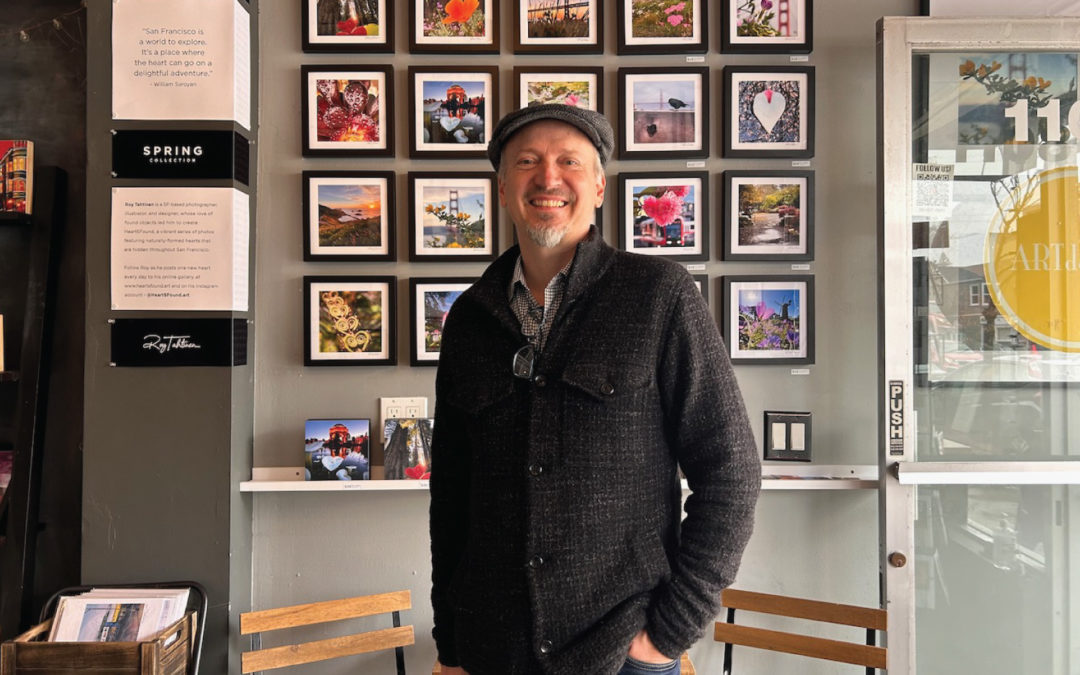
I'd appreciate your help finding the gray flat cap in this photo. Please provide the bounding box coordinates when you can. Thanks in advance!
[487,104,614,171]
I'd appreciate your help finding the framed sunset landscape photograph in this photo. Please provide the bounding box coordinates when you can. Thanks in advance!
[514,0,602,53]
[302,171,395,261]
[301,65,392,157]
[722,275,814,365]
[410,0,498,52]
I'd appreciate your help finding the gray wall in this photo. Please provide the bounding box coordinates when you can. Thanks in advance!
[250,1,915,673]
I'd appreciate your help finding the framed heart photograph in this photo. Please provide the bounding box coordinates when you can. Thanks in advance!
[301,65,393,157]
[619,67,709,160]
[618,172,708,261]
[304,419,372,481]
[408,172,498,262]
[514,67,603,111]
[302,171,395,262]
[616,0,707,54]
[720,0,812,54]
[724,65,815,158]
[410,0,498,53]
[409,277,475,366]
[722,170,814,261]
[304,275,397,366]
[409,66,497,159]
[722,274,814,365]
[514,0,602,53]
[302,0,393,52]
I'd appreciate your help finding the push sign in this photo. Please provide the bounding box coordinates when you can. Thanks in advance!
[888,380,904,456]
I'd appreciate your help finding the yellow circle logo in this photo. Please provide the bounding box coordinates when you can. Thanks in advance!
[985,166,1080,351]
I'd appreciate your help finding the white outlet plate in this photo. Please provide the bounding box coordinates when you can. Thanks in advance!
[379,397,428,443]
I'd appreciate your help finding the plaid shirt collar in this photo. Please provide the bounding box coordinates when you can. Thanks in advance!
[508,254,573,353]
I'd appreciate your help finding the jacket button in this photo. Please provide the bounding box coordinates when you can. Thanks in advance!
[600,382,615,395]
[539,639,553,654]
[534,374,547,387]
[528,555,544,569]
[528,463,543,477]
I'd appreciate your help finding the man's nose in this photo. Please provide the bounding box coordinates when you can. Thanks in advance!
[533,160,562,187]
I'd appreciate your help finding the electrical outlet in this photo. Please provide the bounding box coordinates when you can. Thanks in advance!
[379,397,428,443]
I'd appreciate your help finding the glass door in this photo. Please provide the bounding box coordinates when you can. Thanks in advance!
[880,17,1080,674]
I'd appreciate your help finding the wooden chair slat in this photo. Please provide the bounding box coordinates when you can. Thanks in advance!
[240,590,411,635]
[241,625,414,674]
[722,589,887,631]
[714,623,886,670]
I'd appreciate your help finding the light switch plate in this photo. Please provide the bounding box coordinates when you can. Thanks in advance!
[763,411,812,461]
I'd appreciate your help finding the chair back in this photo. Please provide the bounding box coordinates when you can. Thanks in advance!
[713,588,887,673]
[240,590,414,674]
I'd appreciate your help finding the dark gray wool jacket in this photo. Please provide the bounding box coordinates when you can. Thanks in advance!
[430,227,760,675]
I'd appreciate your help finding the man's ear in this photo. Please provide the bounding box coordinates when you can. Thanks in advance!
[594,174,606,208]
[498,175,508,207]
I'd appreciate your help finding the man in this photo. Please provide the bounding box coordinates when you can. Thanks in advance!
[430,104,760,675]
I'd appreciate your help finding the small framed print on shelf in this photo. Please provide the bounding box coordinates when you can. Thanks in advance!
[303,171,395,262]
[305,419,372,481]
[722,275,814,365]
[616,0,707,54]
[410,0,498,53]
[722,170,814,261]
[409,66,498,159]
[513,0,602,54]
[408,172,498,262]
[409,277,475,366]
[720,0,812,54]
[618,172,708,261]
[514,67,603,112]
[618,67,709,160]
[723,66,815,159]
[301,0,393,53]
[304,275,397,366]
[301,65,393,157]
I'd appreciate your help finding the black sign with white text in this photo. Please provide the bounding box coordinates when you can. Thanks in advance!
[110,318,248,367]
[111,130,250,184]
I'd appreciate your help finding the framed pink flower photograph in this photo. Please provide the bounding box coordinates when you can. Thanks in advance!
[616,0,707,54]
[618,172,708,261]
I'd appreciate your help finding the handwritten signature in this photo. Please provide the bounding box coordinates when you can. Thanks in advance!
[142,334,202,354]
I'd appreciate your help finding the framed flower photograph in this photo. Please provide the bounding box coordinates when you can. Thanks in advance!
[720,0,812,54]
[302,171,395,262]
[514,66,603,111]
[618,172,708,261]
[409,277,475,366]
[723,65,815,158]
[618,67,708,160]
[409,66,497,159]
[302,0,393,52]
[410,0,498,53]
[722,170,814,261]
[616,0,707,54]
[722,275,814,365]
[305,419,371,481]
[513,0,602,53]
[408,172,498,262]
[304,275,397,366]
[301,65,392,157]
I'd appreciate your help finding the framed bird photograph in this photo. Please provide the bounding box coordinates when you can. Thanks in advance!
[720,0,812,54]
[514,0,602,53]
[618,172,708,261]
[304,275,397,366]
[408,172,498,262]
[618,67,709,160]
[302,0,393,53]
[723,65,815,158]
[409,66,498,159]
[302,171,395,262]
[301,65,393,157]
[722,170,814,261]
[721,274,815,365]
[409,277,475,366]
[616,0,707,54]
[514,66,603,111]
[410,0,498,53]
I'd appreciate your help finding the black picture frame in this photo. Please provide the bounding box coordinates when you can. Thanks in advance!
[301,0,394,53]
[409,276,475,366]
[693,274,709,306]
[513,0,603,54]
[618,67,709,160]
[720,0,812,54]
[302,171,396,262]
[617,171,709,261]
[513,66,604,113]
[723,65,815,159]
[409,66,498,159]
[408,171,499,262]
[304,275,397,367]
[301,65,394,157]
[409,0,499,53]
[615,0,707,55]
[721,274,815,366]
[722,170,814,261]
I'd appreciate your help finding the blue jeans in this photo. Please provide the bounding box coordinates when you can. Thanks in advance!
[617,654,681,675]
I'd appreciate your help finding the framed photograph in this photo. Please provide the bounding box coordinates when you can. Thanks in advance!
[720,0,812,54]
[722,170,814,261]
[618,67,708,160]
[304,276,396,366]
[513,0,602,53]
[409,0,498,53]
[302,171,395,262]
[616,0,707,54]
[618,172,707,261]
[724,66,814,158]
[301,65,393,157]
[409,66,497,159]
[693,274,709,305]
[722,275,814,365]
[408,172,498,262]
[409,277,474,366]
[514,66,603,112]
[305,419,371,481]
[302,0,393,53]
[383,418,434,479]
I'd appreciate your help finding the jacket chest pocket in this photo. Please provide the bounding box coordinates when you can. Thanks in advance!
[559,362,660,466]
